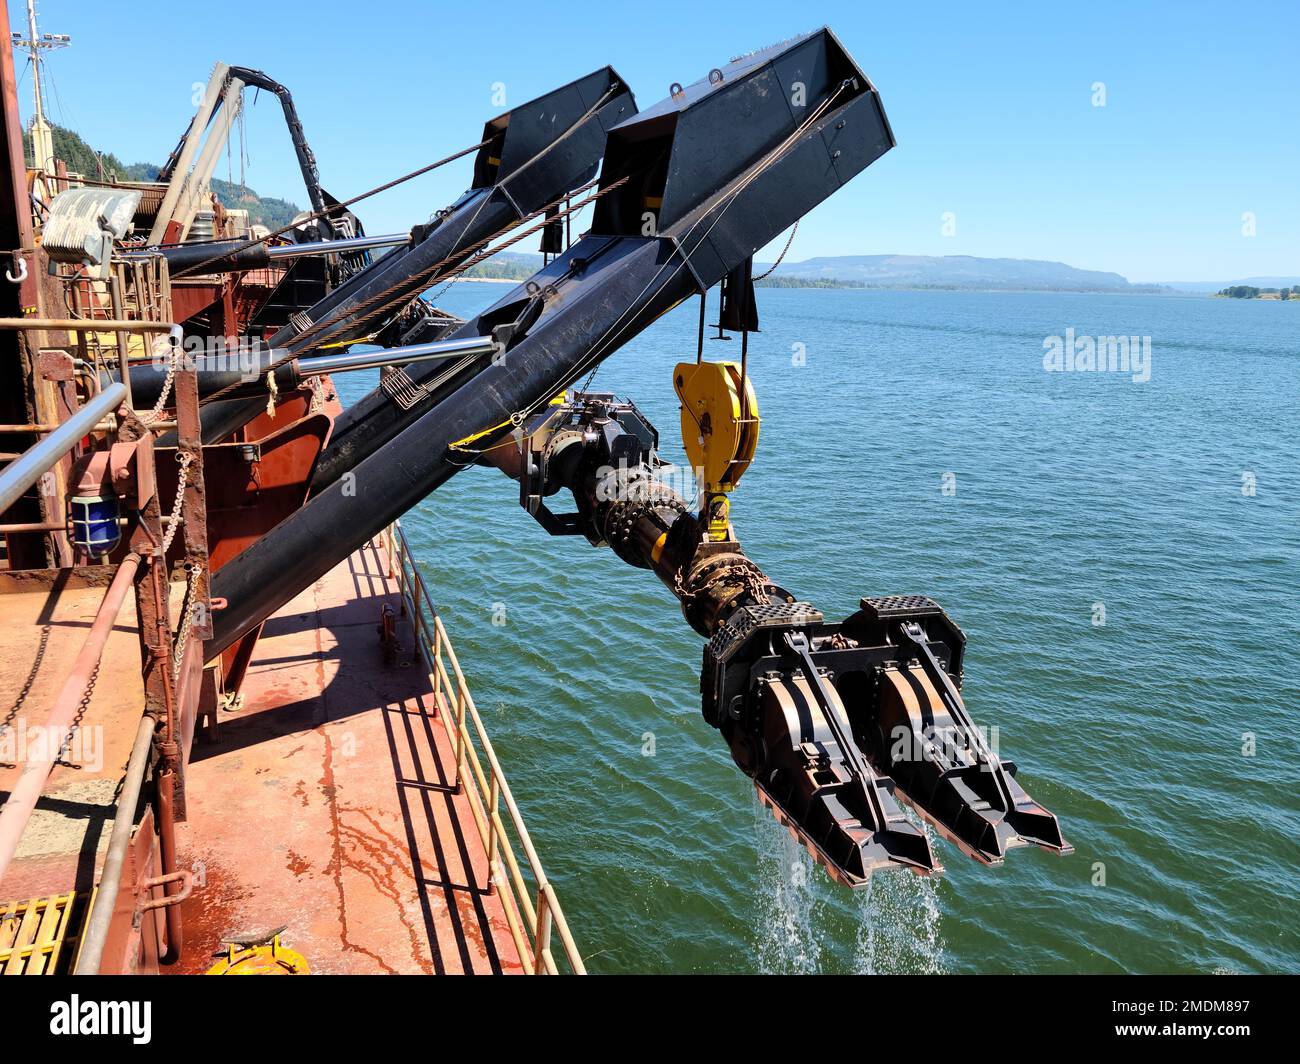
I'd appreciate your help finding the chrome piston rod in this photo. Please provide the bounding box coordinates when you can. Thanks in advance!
[294,334,498,376]
[263,232,410,260]
[116,334,502,410]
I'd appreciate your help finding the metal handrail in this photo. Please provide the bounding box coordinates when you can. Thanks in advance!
[71,714,157,973]
[382,521,586,975]
[0,381,126,514]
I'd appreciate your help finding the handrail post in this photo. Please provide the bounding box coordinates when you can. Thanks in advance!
[485,775,500,895]
[534,887,552,974]
[452,684,466,793]
[431,620,442,705]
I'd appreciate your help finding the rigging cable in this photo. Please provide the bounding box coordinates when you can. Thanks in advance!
[571,83,849,399]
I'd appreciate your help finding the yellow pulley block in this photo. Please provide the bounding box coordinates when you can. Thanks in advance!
[673,360,760,541]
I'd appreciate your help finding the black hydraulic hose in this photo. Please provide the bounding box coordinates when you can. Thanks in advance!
[227,66,327,216]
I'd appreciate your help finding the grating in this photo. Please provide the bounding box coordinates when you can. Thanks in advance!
[859,595,942,620]
[0,890,86,975]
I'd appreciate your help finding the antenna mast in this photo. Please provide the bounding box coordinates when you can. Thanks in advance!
[9,0,70,174]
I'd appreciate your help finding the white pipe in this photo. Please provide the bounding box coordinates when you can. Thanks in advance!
[295,335,498,376]
[171,76,245,242]
[147,63,229,245]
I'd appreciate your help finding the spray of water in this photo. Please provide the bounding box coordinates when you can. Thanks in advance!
[753,803,823,974]
[752,798,947,973]
[853,826,946,974]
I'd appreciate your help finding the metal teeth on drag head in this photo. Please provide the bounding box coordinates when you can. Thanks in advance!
[889,772,1073,867]
[753,782,941,888]
[875,620,1072,865]
[732,660,940,886]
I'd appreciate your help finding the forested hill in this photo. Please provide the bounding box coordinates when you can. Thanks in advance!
[22,123,302,230]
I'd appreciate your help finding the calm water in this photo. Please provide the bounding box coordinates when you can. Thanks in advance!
[335,283,1299,974]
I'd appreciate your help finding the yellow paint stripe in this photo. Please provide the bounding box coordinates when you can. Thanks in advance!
[650,531,668,565]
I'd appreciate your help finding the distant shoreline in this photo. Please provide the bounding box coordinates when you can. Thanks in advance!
[453,277,1250,297]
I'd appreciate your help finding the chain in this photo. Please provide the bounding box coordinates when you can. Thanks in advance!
[752,219,799,281]
[54,660,100,768]
[172,562,204,685]
[140,333,181,425]
[1,624,50,738]
[160,450,193,555]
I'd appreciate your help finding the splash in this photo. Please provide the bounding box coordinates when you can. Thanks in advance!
[752,803,823,974]
[853,827,946,974]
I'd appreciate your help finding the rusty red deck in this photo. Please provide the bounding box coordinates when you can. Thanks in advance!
[0,569,170,901]
[172,538,524,974]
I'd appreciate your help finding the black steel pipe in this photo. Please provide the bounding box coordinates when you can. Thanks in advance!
[150,232,410,276]
[209,236,685,658]
[111,334,499,408]
[207,30,888,657]
[197,67,636,446]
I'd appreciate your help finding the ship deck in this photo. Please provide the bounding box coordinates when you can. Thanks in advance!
[172,537,524,974]
[0,569,152,900]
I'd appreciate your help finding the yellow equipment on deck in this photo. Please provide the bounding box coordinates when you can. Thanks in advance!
[673,360,760,541]
[206,928,310,974]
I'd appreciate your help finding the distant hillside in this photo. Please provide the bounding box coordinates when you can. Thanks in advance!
[123,161,302,231]
[24,124,303,230]
[461,250,540,281]
[755,254,1162,292]
[22,123,130,184]
[457,251,1165,292]
[1157,276,1300,294]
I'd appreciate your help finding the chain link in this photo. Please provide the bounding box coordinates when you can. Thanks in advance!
[140,333,182,425]
[160,450,193,555]
[172,561,205,685]
[54,660,100,768]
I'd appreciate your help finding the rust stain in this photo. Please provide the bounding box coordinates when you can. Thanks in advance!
[156,540,525,975]
[166,850,253,975]
[319,729,396,974]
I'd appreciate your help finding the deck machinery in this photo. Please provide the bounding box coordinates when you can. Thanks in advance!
[203,29,1071,886]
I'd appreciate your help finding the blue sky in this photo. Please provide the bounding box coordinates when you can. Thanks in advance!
[10,0,1298,282]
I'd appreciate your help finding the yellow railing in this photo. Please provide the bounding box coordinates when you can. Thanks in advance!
[382,521,586,975]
